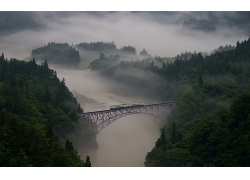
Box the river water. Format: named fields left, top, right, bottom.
left=54, top=67, right=162, bottom=167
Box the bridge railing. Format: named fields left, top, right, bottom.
left=77, top=101, right=177, bottom=115
left=77, top=102, right=177, bottom=134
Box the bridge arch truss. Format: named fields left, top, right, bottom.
left=77, top=102, right=176, bottom=134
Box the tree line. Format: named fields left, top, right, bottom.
left=32, top=42, right=80, bottom=66
left=0, top=54, right=94, bottom=166
left=89, top=37, right=250, bottom=166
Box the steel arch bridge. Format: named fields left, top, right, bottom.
left=77, top=102, right=176, bottom=134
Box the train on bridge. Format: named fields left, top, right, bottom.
left=110, top=102, right=144, bottom=110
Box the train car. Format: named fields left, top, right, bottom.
left=110, top=103, right=129, bottom=110
left=110, top=102, right=144, bottom=110
left=130, top=102, right=144, bottom=107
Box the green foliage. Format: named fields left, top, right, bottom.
left=31, top=42, right=80, bottom=66
left=170, top=122, right=176, bottom=144
left=145, top=90, right=250, bottom=166
left=90, top=53, right=120, bottom=70
left=140, top=48, right=150, bottom=57
left=76, top=41, right=117, bottom=51
left=0, top=56, right=94, bottom=166
left=85, top=36, right=250, bottom=167
left=198, top=75, right=203, bottom=85
left=46, top=118, right=54, bottom=139
left=85, top=155, right=91, bottom=167
left=120, top=46, right=136, bottom=54
left=211, top=44, right=235, bottom=54
left=77, top=103, right=84, bottom=113
left=183, top=18, right=216, bottom=32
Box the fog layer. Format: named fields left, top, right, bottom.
left=53, top=67, right=162, bottom=166
left=0, top=12, right=248, bottom=60
left=1, top=11, right=250, bottom=166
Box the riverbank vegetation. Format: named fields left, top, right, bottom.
left=89, top=37, right=250, bottom=166
left=0, top=54, right=95, bottom=166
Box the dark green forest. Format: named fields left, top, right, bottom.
left=76, top=41, right=137, bottom=55
left=183, top=18, right=216, bottom=32
left=32, top=42, right=80, bottom=66
left=90, top=53, right=121, bottom=71
left=76, top=41, right=117, bottom=52
left=89, top=37, right=250, bottom=166
left=2, top=11, right=250, bottom=168
left=0, top=54, right=95, bottom=166
left=179, top=12, right=250, bottom=34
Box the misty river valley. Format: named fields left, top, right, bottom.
left=55, top=68, right=162, bottom=166
left=2, top=12, right=250, bottom=170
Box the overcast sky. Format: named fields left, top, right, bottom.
left=0, top=11, right=249, bottom=60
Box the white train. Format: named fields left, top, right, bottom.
left=110, top=102, right=144, bottom=110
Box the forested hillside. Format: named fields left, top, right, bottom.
left=0, top=54, right=95, bottom=166
left=145, top=37, right=250, bottom=166
left=179, top=12, right=250, bottom=34
left=32, top=42, right=80, bottom=66
left=90, top=37, right=250, bottom=166
left=76, top=41, right=146, bottom=63
left=144, top=90, right=250, bottom=166
left=76, top=41, right=117, bottom=52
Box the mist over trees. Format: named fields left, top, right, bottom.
left=140, top=48, right=151, bottom=58
left=32, top=42, right=80, bottom=66
left=76, top=41, right=139, bottom=61
left=84, top=37, right=250, bottom=166
left=211, top=44, right=235, bottom=54
left=2, top=36, right=250, bottom=167
left=177, top=11, right=250, bottom=34
left=2, top=11, right=250, bottom=167
left=76, top=41, right=117, bottom=52
left=183, top=18, right=216, bottom=32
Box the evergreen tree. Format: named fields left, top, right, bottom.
left=160, top=128, right=166, bottom=144
left=99, top=53, right=106, bottom=60
left=77, top=103, right=83, bottom=113
left=43, top=59, right=49, bottom=70
left=46, top=118, right=54, bottom=139
left=85, top=155, right=91, bottom=167
left=65, top=139, right=74, bottom=152
left=44, top=87, right=51, bottom=103
left=0, top=55, right=94, bottom=166
left=170, top=122, right=176, bottom=144
left=0, top=109, right=6, bottom=126
left=199, top=75, right=203, bottom=85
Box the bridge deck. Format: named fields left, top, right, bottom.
left=77, top=102, right=176, bottom=115
left=77, top=101, right=177, bottom=134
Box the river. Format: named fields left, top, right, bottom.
left=54, top=67, right=162, bottom=167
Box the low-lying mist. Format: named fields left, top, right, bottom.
left=1, top=11, right=250, bottom=167
left=0, top=11, right=248, bottom=61
left=50, top=65, right=163, bottom=166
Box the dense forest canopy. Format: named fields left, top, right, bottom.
left=175, top=11, right=250, bottom=34
left=183, top=18, right=216, bottom=32
left=2, top=36, right=250, bottom=167
left=32, top=42, right=80, bottom=66
left=2, top=11, right=250, bottom=167
left=211, top=44, right=235, bottom=54
left=120, top=46, right=137, bottom=54
left=88, top=37, right=250, bottom=166
left=0, top=54, right=95, bottom=166
left=5, top=33, right=250, bottom=167
left=76, top=41, right=117, bottom=51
